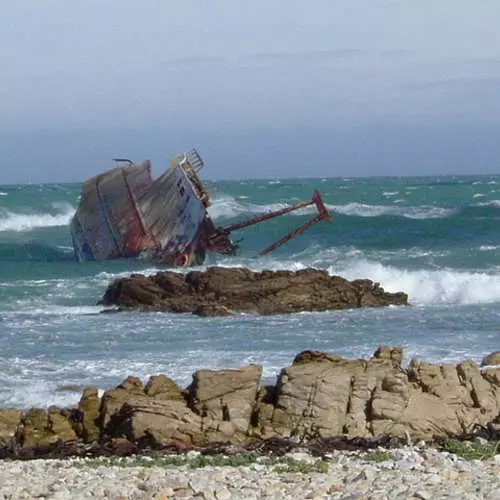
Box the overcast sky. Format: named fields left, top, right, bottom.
left=2, top=1, right=500, bottom=183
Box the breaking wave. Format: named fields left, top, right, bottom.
left=0, top=204, right=75, bottom=232
left=208, top=194, right=288, bottom=220
left=212, top=246, right=500, bottom=307
left=208, top=195, right=456, bottom=221
left=473, top=200, right=500, bottom=208
left=330, top=203, right=455, bottom=219
left=332, top=258, right=500, bottom=306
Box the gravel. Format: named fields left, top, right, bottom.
left=0, top=446, right=499, bottom=499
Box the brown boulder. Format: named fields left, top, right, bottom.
left=100, top=267, right=408, bottom=316
left=16, top=407, right=76, bottom=449
left=74, top=388, right=101, bottom=443
left=100, top=376, right=144, bottom=432
left=144, top=375, right=184, bottom=401
left=267, top=351, right=398, bottom=440
left=111, top=396, right=204, bottom=447
left=188, top=364, right=262, bottom=443
left=0, top=408, right=22, bottom=447
left=481, top=351, right=500, bottom=366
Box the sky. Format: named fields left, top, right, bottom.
left=1, top=0, right=500, bottom=183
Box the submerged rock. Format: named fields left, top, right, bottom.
left=99, top=267, right=408, bottom=315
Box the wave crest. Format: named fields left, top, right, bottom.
left=328, top=258, right=500, bottom=306
left=331, top=202, right=455, bottom=219
left=0, top=204, right=75, bottom=232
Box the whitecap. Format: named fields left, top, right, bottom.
left=330, top=202, right=455, bottom=219
left=474, top=200, right=500, bottom=208
left=0, top=203, right=75, bottom=232
left=327, top=258, right=500, bottom=306
left=207, top=194, right=289, bottom=220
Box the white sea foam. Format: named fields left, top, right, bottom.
left=1, top=305, right=106, bottom=317
left=0, top=204, right=75, bottom=231
left=474, top=200, right=500, bottom=208
left=327, top=258, right=500, bottom=306
left=331, top=202, right=455, bottom=219
left=479, top=245, right=500, bottom=251
left=207, top=194, right=288, bottom=220
left=0, top=192, right=7, bottom=196
left=96, top=267, right=163, bottom=281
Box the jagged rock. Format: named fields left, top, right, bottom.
left=74, top=388, right=101, bottom=443
left=482, top=351, right=500, bottom=366
left=16, top=407, right=76, bottom=449
left=144, top=375, right=184, bottom=401
left=371, top=358, right=500, bottom=440
left=100, top=267, right=408, bottom=316
left=373, top=345, right=404, bottom=368
left=266, top=351, right=398, bottom=440
left=112, top=396, right=204, bottom=447
left=188, top=364, right=262, bottom=443
left=100, top=376, right=144, bottom=432
left=0, top=408, right=22, bottom=447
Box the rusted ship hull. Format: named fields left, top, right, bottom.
left=71, top=149, right=333, bottom=266
left=71, top=150, right=211, bottom=266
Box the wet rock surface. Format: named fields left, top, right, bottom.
left=99, top=267, right=409, bottom=315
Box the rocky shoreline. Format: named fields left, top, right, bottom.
left=1, top=346, right=499, bottom=498
left=1, top=347, right=499, bottom=459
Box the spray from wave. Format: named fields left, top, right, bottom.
left=0, top=203, right=75, bottom=232
left=207, top=194, right=288, bottom=220
left=329, top=258, right=500, bottom=306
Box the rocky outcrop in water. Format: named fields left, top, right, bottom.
left=1, top=347, right=499, bottom=458
left=99, top=267, right=408, bottom=315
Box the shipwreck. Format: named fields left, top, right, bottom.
left=70, top=149, right=332, bottom=266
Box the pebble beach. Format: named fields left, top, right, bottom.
left=1, top=445, right=499, bottom=500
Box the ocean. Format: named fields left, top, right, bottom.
left=1, top=175, right=499, bottom=409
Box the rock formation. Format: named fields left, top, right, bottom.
left=99, top=267, right=408, bottom=315
left=1, top=347, right=499, bottom=458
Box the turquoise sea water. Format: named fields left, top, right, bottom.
left=1, top=175, right=499, bottom=408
